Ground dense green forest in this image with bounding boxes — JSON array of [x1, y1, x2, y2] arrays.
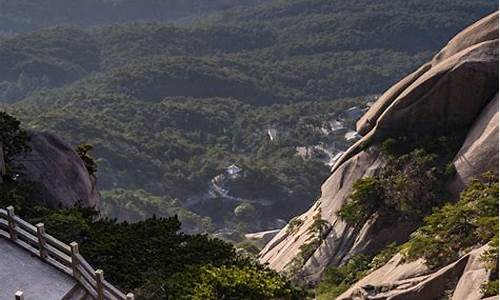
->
[[2, 0, 497, 236], [0, 0, 262, 34]]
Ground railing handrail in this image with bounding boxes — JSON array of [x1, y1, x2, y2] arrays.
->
[[0, 206, 134, 300]]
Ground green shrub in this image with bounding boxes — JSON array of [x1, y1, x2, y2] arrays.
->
[[287, 209, 330, 273], [287, 217, 304, 235], [338, 144, 453, 226], [482, 279, 499, 298], [136, 263, 308, 300], [380, 149, 448, 217], [316, 255, 371, 300], [234, 202, 257, 220], [369, 242, 400, 270], [307, 208, 330, 238], [403, 172, 499, 269], [0, 111, 31, 172], [337, 177, 382, 226], [299, 238, 322, 261], [380, 137, 399, 155], [75, 143, 97, 177]]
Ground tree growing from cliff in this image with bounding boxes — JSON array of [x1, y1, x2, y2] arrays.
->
[[75, 143, 97, 177], [338, 140, 455, 226], [0, 112, 30, 160], [0, 112, 30, 178], [403, 172, 499, 269], [337, 177, 383, 226]]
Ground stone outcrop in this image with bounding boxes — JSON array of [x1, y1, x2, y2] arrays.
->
[[356, 11, 499, 137], [448, 93, 499, 194], [259, 11, 499, 295], [337, 245, 493, 300], [16, 131, 99, 208]]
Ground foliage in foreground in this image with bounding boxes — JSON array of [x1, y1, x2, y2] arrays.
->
[[137, 263, 307, 300], [5, 199, 306, 299], [316, 243, 400, 299], [316, 255, 371, 300], [403, 172, 499, 269], [337, 138, 455, 226]]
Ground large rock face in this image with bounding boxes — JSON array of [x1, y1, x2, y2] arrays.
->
[[448, 93, 499, 194], [259, 11, 499, 293], [356, 11, 499, 137], [16, 131, 99, 208]]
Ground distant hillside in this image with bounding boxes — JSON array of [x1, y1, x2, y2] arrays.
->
[[1, 0, 496, 104], [6, 0, 498, 235], [0, 0, 260, 34]]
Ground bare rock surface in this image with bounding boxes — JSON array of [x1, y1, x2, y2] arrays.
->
[[356, 63, 431, 136], [16, 131, 99, 208], [449, 93, 499, 194]]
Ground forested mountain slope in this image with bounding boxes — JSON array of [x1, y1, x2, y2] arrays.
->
[[4, 0, 497, 236], [0, 0, 261, 34]]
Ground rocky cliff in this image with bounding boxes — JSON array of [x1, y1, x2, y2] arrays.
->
[[259, 12, 499, 298], [15, 131, 99, 208]]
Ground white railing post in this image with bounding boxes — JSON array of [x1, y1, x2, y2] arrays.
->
[[127, 293, 135, 300], [36, 223, 48, 259], [95, 269, 104, 300], [14, 291, 24, 300], [6, 206, 17, 241], [70, 242, 81, 281]]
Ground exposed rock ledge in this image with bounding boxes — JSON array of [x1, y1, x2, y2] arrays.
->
[[258, 11, 499, 292], [338, 245, 493, 300]]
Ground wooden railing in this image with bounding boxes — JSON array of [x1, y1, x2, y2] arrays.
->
[[0, 206, 134, 300]]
